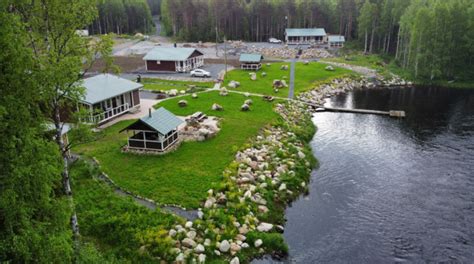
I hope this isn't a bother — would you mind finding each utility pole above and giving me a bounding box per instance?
[215,26,219,57]
[224,36,227,74]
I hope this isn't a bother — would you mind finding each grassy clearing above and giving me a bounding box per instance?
[71,159,181,262]
[73,91,280,208]
[224,61,352,97]
[142,78,214,92]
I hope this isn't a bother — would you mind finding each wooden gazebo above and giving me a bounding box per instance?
[239,53,264,70]
[121,107,184,152]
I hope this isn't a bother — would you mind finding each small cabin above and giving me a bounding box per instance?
[78,74,142,124]
[121,107,184,152]
[143,47,204,73]
[285,28,327,45]
[328,35,345,48]
[239,53,264,70]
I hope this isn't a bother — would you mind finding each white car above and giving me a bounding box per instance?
[190,69,211,78]
[268,38,282,44]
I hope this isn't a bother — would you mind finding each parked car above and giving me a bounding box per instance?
[268,37,282,44]
[190,69,211,78]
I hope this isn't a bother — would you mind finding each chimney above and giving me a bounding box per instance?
[149,108,152,118]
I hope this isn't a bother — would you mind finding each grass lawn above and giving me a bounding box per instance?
[142,78,215,92]
[74,91,280,208]
[224,61,353,97]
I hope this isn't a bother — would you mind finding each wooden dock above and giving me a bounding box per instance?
[321,107,405,117]
[299,101,406,118]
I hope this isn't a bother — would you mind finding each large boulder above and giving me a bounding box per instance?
[325,65,335,71]
[241,103,250,111]
[178,100,188,107]
[219,240,230,253]
[219,87,228,96]
[250,73,257,81]
[191,93,198,99]
[182,238,196,248]
[244,99,253,105]
[254,239,263,248]
[212,103,223,111]
[169,89,178,96]
[256,222,273,232]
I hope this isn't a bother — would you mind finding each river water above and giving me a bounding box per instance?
[256,86,474,263]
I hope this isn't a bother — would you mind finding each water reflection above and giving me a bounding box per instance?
[254,86,474,264]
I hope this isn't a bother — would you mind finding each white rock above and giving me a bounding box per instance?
[197,211,204,219]
[169,229,177,237]
[195,244,205,253]
[182,238,196,248]
[176,253,185,262]
[297,151,306,159]
[241,242,250,248]
[204,197,216,208]
[204,238,211,246]
[187,230,197,240]
[244,190,252,198]
[219,240,230,252]
[257,222,273,232]
[278,183,287,191]
[198,253,206,263]
[254,239,263,248]
[185,221,193,228]
[230,256,240,264]
[214,250,221,256]
[192,93,198,98]
[235,234,246,241]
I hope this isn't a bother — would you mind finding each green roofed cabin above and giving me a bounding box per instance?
[77,74,142,124]
[143,47,204,73]
[328,35,345,48]
[239,53,264,70]
[121,107,184,152]
[285,28,327,45]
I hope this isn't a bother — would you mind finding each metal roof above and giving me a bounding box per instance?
[328,35,345,42]
[140,107,184,135]
[285,28,327,37]
[143,47,202,61]
[239,53,264,63]
[81,74,142,104]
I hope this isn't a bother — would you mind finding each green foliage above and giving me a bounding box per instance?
[91,0,155,35]
[0,7,72,262]
[71,160,180,262]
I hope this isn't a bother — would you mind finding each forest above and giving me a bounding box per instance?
[160,0,474,81]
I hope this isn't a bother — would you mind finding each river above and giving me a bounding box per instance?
[255,86,474,263]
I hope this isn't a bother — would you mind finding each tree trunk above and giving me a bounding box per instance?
[53,103,80,252]
[369,21,376,53]
[395,26,401,59]
[364,30,368,53]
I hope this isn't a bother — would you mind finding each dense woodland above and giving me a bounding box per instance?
[88,0,156,35]
[161,0,474,81]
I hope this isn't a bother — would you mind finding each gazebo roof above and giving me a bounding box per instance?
[81,74,142,104]
[239,53,264,63]
[143,47,203,61]
[285,28,327,37]
[122,107,184,135]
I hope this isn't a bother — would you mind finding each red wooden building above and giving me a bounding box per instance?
[143,47,204,72]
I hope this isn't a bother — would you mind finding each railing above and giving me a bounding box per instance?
[241,63,262,70]
[127,131,179,151]
[88,103,129,124]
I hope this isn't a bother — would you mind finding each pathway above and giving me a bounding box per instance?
[288,58,296,99]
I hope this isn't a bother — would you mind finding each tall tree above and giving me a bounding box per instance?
[0,4,71,262]
[12,0,114,253]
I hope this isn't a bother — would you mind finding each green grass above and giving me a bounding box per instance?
[71,159,181,262]
[74,91,279,208]
[224,61,353,97]
[142,78,214,92]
